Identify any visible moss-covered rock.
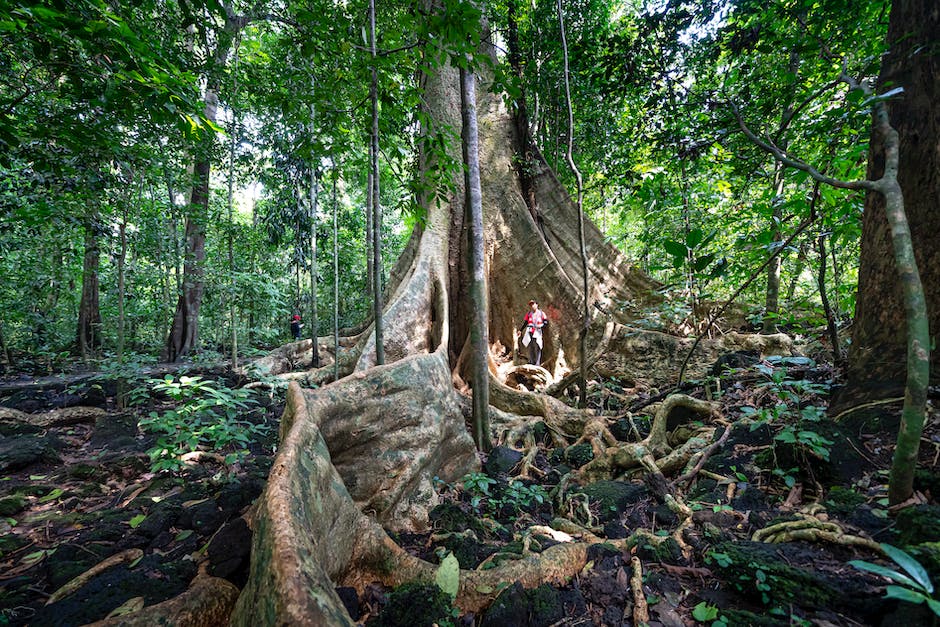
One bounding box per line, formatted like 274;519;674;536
429;502;488;538
479;582;563;627
896;505;940;545
707;541;837;608
372;582;454;627
0;494;27;517
439;533;497;569
564;443;594;469
528;584;563;626
576;481;646;522
636;536;683;564
824;486;867;518
719;608;788;626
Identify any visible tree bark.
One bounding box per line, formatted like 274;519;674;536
557;0;590;407
369;0;384;366
77;212;102;360
309;77;320;369
460;65;490;452
836;0;940;408
164;7;244;362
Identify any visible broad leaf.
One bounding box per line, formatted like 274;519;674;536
662;239;687;258
883;585;927;604
849;559;921;591
435;552;460;598
881;544;933;593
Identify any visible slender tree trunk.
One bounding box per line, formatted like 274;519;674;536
77;211;102;360
762;51;800;334
164;10;245;362
0;320;10;370
309;77;321;368
366;167;374;300
227;38;241;369
817;232;842;365
116;210;128;408
333;162;340;381
460;65;491;451
557;0;589;407
369;0;384;365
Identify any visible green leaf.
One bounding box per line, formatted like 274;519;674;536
435;552;460;598
927;597;940;617
849;559;922;590
686;228;704;249
38;488;64;503
662;239;687;258
881;543;934;593
692;601;720;621
128;514;147;529
884;585;927;604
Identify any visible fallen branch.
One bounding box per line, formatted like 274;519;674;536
630;556;649;625
47;549;143;605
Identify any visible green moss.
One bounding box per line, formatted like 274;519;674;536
373;582;454;627
429;503;488;538
564;443;594;469
896;505;940;545
707;541;837;608
576;481;645;522
0;494;27;516
825;486;866;518
68;464;101;480
636;537;682;564
528;584;563;625
720;608;789;626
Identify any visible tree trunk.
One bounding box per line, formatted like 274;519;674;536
460;65;490;452
164;9;245;362
164;150;211;362
309;89;320;369
77;212;102;360
369;0;384;366
835;0;940;408
556;0;590;407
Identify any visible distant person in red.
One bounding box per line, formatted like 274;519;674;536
517;300;548;365
290;314;302;340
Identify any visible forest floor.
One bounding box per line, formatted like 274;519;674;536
0;351;939;626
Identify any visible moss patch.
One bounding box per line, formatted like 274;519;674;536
707;541;837;608
373;582;454;627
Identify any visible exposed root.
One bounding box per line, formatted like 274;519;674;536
675;424;732;488
752;510;883;554
46;549;143;605
82;573;239;627
515;432;545;480
569;417;619;458
0;406;106;429
630;556;650;625
577;394;721;483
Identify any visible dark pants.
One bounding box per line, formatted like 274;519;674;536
528;337;542;365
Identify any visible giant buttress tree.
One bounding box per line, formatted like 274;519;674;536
835;0;940;410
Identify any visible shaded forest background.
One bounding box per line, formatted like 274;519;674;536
0;0;891;372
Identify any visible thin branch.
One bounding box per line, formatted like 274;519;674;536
730;103;874;192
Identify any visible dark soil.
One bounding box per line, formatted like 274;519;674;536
0;369;280;626
1;356;938;627
360;358;940;627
